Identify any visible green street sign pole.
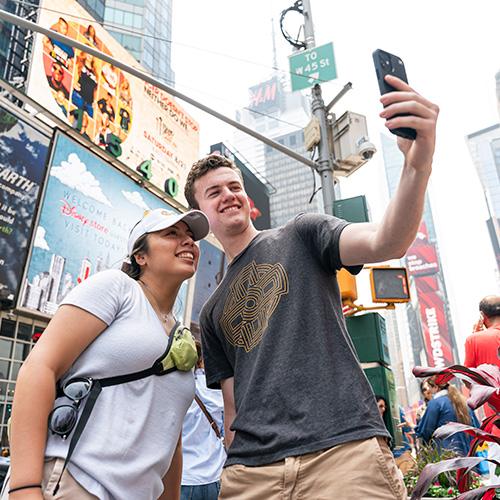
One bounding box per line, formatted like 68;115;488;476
289;42;337;92
296;0;337;216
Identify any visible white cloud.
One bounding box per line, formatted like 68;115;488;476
122;190;150;210
34;226;49;251
51;153;112;206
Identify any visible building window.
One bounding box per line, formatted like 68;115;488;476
0;320;14;339
0;341;11;359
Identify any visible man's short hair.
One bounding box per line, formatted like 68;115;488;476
479;295;500;319
184;154;242;209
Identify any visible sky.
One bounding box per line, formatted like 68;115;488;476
171;1;500;358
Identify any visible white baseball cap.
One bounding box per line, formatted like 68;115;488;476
127;208;210;256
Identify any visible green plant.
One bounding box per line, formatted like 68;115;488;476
410;364;500;500
404;443;468;498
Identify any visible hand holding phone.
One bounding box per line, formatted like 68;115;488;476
373;49;416;141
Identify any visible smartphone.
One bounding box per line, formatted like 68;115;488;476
372;49;416;141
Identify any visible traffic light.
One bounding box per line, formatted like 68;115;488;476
338;268;358;302
370;267;410;303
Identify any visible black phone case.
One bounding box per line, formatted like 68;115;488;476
373;49;416;141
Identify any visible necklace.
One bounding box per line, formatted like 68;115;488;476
138;280;175;327
158;310;174;325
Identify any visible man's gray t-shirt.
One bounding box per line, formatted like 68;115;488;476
200;213;390;467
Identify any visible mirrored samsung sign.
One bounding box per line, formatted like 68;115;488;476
0;106;51;308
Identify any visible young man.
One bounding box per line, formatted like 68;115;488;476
464;294;500;485
184;75;438;499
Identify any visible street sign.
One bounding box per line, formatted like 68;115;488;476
289;42;337;92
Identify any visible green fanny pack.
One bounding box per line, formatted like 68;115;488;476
159;322;198;373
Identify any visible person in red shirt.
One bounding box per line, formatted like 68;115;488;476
464;294;500;484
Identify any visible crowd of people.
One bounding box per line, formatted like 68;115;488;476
0;67;498;500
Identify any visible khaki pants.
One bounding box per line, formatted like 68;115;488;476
220;437;407;500
1;458;98;499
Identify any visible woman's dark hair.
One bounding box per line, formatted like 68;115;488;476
375;395;387;405
121;233;149;280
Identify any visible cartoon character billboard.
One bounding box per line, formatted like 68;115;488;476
27;0;199;206
20;132;188;318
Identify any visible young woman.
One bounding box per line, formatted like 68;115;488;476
416;377;480;456
3;208;209;499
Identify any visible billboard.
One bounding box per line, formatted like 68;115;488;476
210;143;271;230
27;0;199;206
248;77;281;113
415;275;455;368
0;105;51;307
20;132;187;317
405;221;439;277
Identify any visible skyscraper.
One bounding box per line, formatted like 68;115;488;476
78;0;175;85
381;133;459;372
232;76;322;228
47;254;65;303
496;70;500;119
0;0;39;91
466;123;500;278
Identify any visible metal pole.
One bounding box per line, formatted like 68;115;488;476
301;0;335;215
0;9;317;170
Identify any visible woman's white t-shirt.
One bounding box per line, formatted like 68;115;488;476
45;269;195;500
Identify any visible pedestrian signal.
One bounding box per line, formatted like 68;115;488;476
338;268;358;302
370;267;410;303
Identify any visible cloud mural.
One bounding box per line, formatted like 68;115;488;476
50;152;112;206
122;190;150;210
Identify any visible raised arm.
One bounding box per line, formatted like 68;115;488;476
8;305;107;498
340;75;439;266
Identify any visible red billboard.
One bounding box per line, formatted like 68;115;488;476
248;77;281;112
415;275;455;367
406;222;439;276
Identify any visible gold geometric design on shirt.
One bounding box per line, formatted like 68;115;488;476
219;261;289;353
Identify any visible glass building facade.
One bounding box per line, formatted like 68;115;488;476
466;123;500;277
263;129;321;228
79;0;175;85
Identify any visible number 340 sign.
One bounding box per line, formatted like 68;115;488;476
136;160;179;199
